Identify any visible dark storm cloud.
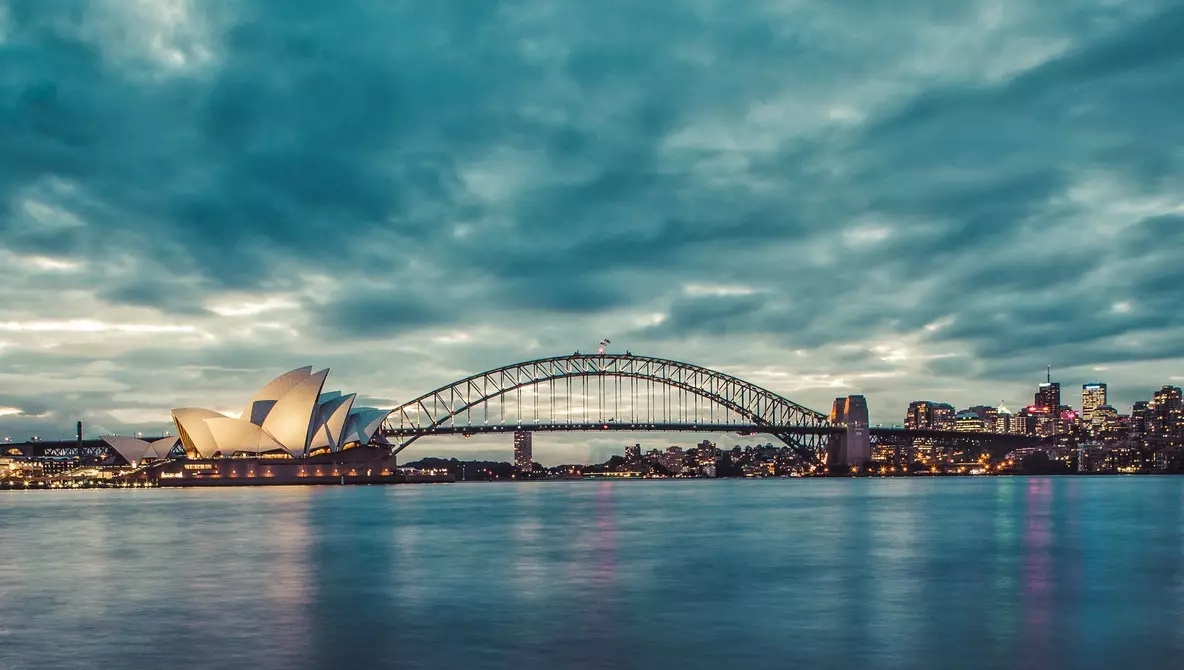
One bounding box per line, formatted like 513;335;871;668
316;290;449;338
2;0;1184;445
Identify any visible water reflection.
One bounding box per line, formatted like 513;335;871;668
5;479;1184;670
1022;478;1052;668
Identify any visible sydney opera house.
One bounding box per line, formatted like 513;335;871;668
171;366;389;460
103;367;448;486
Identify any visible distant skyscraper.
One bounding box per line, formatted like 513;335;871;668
1036;382;1061;414
1131;401;1151;438
625;444;641;461
905;401;955;430
1150;386;1183;445
513;431;533;471
1082;383;1107;426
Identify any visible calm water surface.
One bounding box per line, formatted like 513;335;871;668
2;477;1183;669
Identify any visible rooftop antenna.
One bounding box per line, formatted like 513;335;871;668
1047;365;1051;384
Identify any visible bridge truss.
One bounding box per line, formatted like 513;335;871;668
382;354;835;455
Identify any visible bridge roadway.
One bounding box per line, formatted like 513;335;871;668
382;422;1033;444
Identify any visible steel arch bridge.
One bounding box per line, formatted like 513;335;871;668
381;353;838;456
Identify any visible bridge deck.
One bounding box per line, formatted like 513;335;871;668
382;422;1028;442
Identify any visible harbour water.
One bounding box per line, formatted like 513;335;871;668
2;477;1183;669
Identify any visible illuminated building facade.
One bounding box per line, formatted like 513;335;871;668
170;367;388;460
1035;382;1061;414
697;439;717;464
905;401;956;430
955;411;986;433
967;405;999;432
1150;386;1183;446
624;444;641;461
995;404;1014;434
1093;405;1122;439
1131;401;1151;438
660;447;685;474
513;431;533;471
1082;383;1108;427
1014;407;1038;436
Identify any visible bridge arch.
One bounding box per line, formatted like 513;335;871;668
382;354;834;454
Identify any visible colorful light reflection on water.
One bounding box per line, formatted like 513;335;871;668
2;478;1184;669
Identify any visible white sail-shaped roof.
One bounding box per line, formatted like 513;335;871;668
104;436;181;464
102;436;152;466
172;408;227;458
145;437;180;459
341;407;388;448
261;368;329;458
169;366;381;459
205;417;288;456
240;366;313;425
309;393;356;452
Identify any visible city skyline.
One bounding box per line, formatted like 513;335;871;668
2;2;1183;466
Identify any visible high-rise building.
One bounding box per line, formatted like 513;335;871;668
1014;407;1038;436
905;401;955;430
662;446;685;474
513;431;533;471
1082;383;1107;426
1093;405;1121;439
1035;382;1061;414
995;404;1014;434
1150;386;1183;445
696;439;717;464
624;444;641;461
932;404;956;430
1131;401;1151;438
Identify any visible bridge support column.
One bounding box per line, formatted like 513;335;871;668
828;395;870;469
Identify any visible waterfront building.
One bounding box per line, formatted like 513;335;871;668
1082;383;1108;427
696;439;717;465
171;367;388;460
101;436;181;467
661;447;685;474
513;431;533;471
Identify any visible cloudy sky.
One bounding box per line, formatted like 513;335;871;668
2;1;1182;464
